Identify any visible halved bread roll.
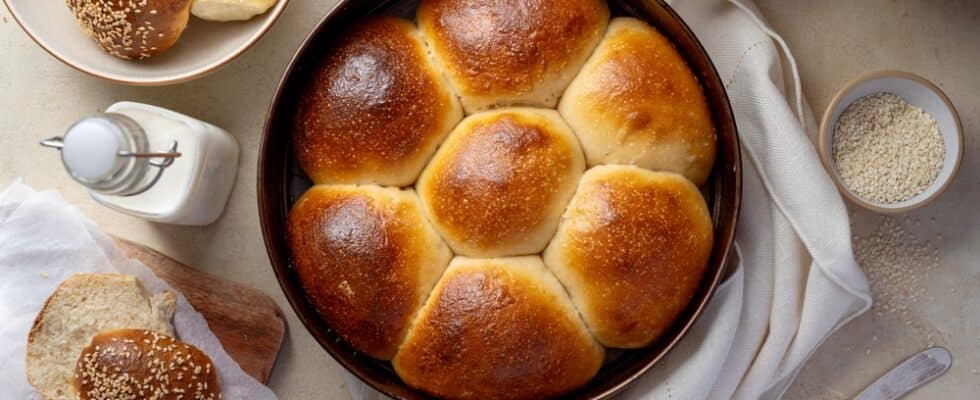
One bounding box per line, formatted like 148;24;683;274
543;166;713;348
292;16;463;186
26;274;176;400
416;108;585;257
393;256;604;400
417;0;609;113
287;185;453;359
559;17;717;185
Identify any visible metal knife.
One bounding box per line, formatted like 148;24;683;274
855;347;952;400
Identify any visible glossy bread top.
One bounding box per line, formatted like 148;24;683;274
75;329;221;400
393;256;604;400
544;166;714;348
418;0;609;113
287;185;453;359
559;17;717;185
417;108;585;257
293;16;463;186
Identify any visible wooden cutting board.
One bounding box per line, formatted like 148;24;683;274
113;237;286;383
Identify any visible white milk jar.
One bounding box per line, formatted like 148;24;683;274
41;102;239;226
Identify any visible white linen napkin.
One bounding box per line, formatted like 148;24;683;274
343;0;872;399
0;180;277;400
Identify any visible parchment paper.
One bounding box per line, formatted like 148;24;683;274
0;180;277;400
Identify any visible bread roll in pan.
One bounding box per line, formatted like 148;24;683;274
258;0;741;398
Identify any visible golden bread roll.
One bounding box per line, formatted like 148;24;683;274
74;329;221;400
417;0;609;114
543;166;713;348
65;0;193;60
287;185;453;359
416;108;585;257
26;274;176;400
559;17;717;185
293;16;463;186
393;256;604;399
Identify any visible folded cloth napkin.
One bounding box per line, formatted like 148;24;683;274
343;0;872;399
0;180;277;400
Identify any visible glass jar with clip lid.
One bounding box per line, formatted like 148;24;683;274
41;102;239;225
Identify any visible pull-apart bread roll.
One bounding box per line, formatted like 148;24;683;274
559;18;717;185
287;185;453;359
75;329;221;400
393;256;604;400
417;0;609;113
27;274;176;400
65;0;193;60
417;109;585;257
543;166;713;348
293;16;463;186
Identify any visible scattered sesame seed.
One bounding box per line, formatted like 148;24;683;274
854;216;940;317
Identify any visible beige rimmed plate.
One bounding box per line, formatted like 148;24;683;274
2;0;289;86
818;70;964;214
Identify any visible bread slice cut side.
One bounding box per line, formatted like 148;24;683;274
25;274;176;400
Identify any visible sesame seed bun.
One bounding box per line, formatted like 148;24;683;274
64;0;194;60
74;329;221;400
26;274;177;400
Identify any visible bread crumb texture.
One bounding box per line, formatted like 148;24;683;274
26;274;176;400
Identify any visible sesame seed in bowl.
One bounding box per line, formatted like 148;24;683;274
819;70;964;214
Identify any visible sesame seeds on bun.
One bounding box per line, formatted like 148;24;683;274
65;0;193;60
74;329;221;400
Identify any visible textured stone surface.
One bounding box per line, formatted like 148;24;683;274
755;1;980;399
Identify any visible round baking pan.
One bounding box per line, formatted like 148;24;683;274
259;0;741;398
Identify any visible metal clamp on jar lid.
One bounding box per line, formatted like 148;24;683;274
40;113;180;196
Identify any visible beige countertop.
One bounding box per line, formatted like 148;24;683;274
0;1;976;399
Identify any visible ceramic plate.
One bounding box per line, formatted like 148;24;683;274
2;0;289;85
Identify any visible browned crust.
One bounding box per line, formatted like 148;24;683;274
65;0;193;60
287;186;443;359
74;329;221;400
562;18;716;184
292;15;460;185
27;274;173;400
418;110;583;256
548;167;713;348
393;259;603;399
417;0;609;98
